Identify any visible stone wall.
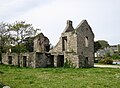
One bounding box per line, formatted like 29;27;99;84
50;21;77;54
76;20;94;67
28;52;36;68
2;33;50;68
2;52;48;68
35;52;47;68
2;53;18;66
50;20;94;68
64;53;79;68
34;33;50;52
2;20;94;68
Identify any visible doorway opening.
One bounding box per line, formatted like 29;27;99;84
8;56;12;64
57;55;64;67
23;56;27;67
85;57;88;67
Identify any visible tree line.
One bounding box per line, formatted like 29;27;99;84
94;40;110;52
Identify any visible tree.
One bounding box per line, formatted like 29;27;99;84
0;21;41;63
10;21;39;49
0;22;10;52
24;37;34;52
96;40;109;49
9;21;33;44
94;41;102;52
0;22;11;62
9;21;37;66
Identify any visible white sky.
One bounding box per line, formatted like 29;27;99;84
0;0;120;45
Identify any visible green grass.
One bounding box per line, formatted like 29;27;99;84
0;64;120;88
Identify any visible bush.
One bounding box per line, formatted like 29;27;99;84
63;59;75;68
111;55;120;60
0;52;2;63
11;44;28;53
98;57;113;64
0;83;4;88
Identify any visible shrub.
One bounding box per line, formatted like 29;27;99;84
98;57;113;64
0;83;4;88
111;55;120;60
63;59;75;68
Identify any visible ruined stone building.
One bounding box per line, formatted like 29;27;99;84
2;20;94;68
2;33;50;68
50;20;94;67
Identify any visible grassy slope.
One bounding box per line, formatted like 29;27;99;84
0;64;120;88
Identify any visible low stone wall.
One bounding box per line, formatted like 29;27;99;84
2;53;18;66
2;52;48;68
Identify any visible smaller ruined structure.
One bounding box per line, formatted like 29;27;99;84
2;20;94;68
2;33;50;68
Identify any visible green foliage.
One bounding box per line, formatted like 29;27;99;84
10;46;18;53
99;57;113;64
0;21;40;54
10;37;34;53
94;41;102;52
0;22;11;53
9;21;35;44
105;52;111;57
0;64;120;88
0;83;4;88
24;37;34;52
96;40;109;49
11;44;28;53
63;59;75;68
0;51;1;62
111;55;120;60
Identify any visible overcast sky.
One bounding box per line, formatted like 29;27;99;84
0;0;120;45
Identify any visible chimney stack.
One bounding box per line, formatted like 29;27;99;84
63;20;74;32
67;20;72;26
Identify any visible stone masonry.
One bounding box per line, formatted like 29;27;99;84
2;33;50;68
50;20;94;68
2;20;94;68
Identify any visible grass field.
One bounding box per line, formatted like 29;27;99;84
0;64;120;88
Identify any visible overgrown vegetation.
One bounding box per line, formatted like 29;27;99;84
0;21;41;53
0;64;120;88
98;53;120;65
98;57;113;64
0;83;4;88
0;21;42;63
63;59;74;68
111;55;120;60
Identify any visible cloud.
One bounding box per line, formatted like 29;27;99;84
0;0;53;21
0;0;120;45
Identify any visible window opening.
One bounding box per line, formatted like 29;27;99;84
85;36;89;47
62;37;67;51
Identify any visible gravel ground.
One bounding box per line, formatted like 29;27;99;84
94;64;120;68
